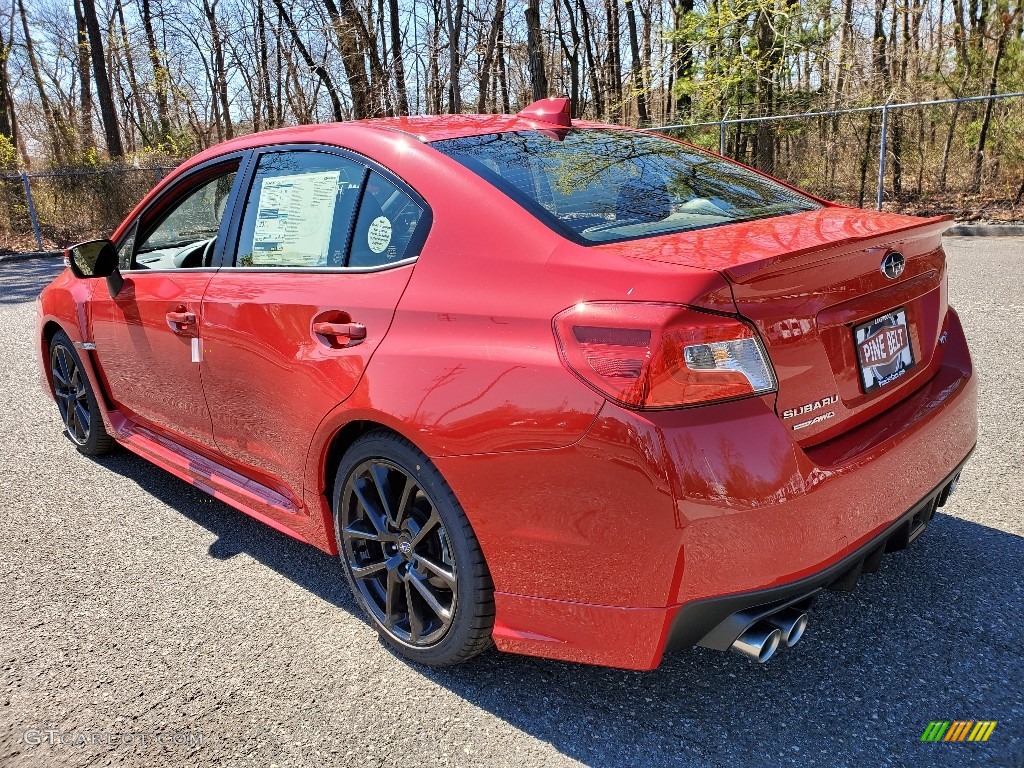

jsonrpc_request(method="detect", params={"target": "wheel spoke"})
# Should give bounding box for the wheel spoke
[384,570,400,629]
[74,402,90,436]
[408,570,452,621]
[55,348,70,382]
[410,510,440,546]
[65,400,78,433]
[343,522,387,543]
[350,560,387,579]
[414,554,456,589]
[404,578,423,642]
[354,479,391,536]
[369,463,395,523]
[393,475,416,529]
[51,365,69,390]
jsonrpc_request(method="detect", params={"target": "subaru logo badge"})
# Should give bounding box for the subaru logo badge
[881,251,905,280]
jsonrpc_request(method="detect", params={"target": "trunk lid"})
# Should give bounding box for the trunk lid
[608,207,951,445]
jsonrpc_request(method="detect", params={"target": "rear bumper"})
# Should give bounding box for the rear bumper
[663,450,971,654]
[437,308,977,670]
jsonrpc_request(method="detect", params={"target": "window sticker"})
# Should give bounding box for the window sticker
[251,171,341,266]
[367,216,393,255]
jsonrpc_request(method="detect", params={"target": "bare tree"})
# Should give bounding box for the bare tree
[79,0,124,156]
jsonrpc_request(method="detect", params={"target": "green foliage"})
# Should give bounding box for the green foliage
[668,0,834,121]
[0,134,16,170]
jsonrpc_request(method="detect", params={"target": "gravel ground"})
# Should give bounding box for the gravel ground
[1,238,1021,768]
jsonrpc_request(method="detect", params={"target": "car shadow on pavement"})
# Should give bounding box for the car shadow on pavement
[91,446,1023,767]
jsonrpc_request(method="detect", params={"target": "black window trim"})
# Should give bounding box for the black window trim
[113,149,252,273]
[216,143,433,273]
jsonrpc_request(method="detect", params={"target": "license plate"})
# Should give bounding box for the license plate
[854,308,915,392]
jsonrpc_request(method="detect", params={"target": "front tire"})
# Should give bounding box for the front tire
[48,331,113,456]
[333,430,494,666]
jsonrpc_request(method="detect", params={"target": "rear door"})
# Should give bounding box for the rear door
[199,146,430,503]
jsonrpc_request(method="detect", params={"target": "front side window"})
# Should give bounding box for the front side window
[431,129,820,244]
[235,152,365,268]
[132,167,238,269]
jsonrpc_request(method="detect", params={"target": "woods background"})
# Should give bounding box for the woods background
[1,0,1023,249]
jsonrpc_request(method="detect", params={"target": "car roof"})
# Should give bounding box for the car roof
[354,114,611,141]
[178,107,619,173]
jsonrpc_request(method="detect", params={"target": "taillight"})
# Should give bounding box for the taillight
[552,302,776,409]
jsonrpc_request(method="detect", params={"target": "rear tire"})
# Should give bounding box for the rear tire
[332,430,494,666]
[48,331,113,456]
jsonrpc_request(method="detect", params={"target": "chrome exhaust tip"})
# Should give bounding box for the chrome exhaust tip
[765,609,809,647]
[730,623,783,663]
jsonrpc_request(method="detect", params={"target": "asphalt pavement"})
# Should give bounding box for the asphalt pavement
[1,239,1022,768]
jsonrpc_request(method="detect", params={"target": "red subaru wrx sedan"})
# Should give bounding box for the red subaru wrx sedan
[36,99,976,669]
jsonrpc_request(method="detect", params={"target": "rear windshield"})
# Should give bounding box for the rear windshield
[431,129,820,244]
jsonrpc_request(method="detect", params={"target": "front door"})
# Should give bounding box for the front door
[90,163,241,449]
[199,148,429,502]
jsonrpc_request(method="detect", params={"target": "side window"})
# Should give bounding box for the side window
[132,167,238,270]
[116,220,138,271]
[348,171,425,268]
[235,152,365,268]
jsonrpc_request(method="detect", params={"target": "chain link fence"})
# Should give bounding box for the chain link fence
[657,92,1024,220]
[0,166,173,254]
[2,93,1023,254]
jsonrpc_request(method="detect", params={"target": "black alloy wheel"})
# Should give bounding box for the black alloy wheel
[334,431,493,666]
[49,331,113,456]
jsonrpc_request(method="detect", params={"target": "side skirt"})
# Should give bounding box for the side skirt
[110,412,316,547]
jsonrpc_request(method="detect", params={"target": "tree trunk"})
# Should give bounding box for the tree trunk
[388,0,410,114]
[18,0,69,163]
[753,5,776,172]
[671,0,694,118]
[139,0,170,142]
[445,0,464,112]
[605,0,622,121]
[322,0,377,118]
[427,0,442,114]
[257,2,274,128]
[116,0,152,147]
[0,14,12,145]
[623,0,648,124]
[579,0,603,119]
[496,17,510,112]
[80,0,124,157]
[275,0,346,121]
[556,0,581,115]
[525,0,548,102]
[73,0,94,155]
[477,0,505,112]
[971,9,1014,193]
[203,0,233,140]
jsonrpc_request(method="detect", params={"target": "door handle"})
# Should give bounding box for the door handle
[313,321,367,341]
[166,309,197,335]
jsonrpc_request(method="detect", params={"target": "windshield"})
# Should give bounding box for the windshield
[430,129,821,244]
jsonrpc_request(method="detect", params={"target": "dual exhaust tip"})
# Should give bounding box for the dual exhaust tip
[730,609,809,663]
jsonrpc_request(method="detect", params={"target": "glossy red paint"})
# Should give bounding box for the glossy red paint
[90,272,217,447]
[37,108,976,670]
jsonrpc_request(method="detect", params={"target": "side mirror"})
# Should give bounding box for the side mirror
[65,239,123,297]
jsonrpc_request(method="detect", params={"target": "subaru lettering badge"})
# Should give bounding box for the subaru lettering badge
[881,251,905,280]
